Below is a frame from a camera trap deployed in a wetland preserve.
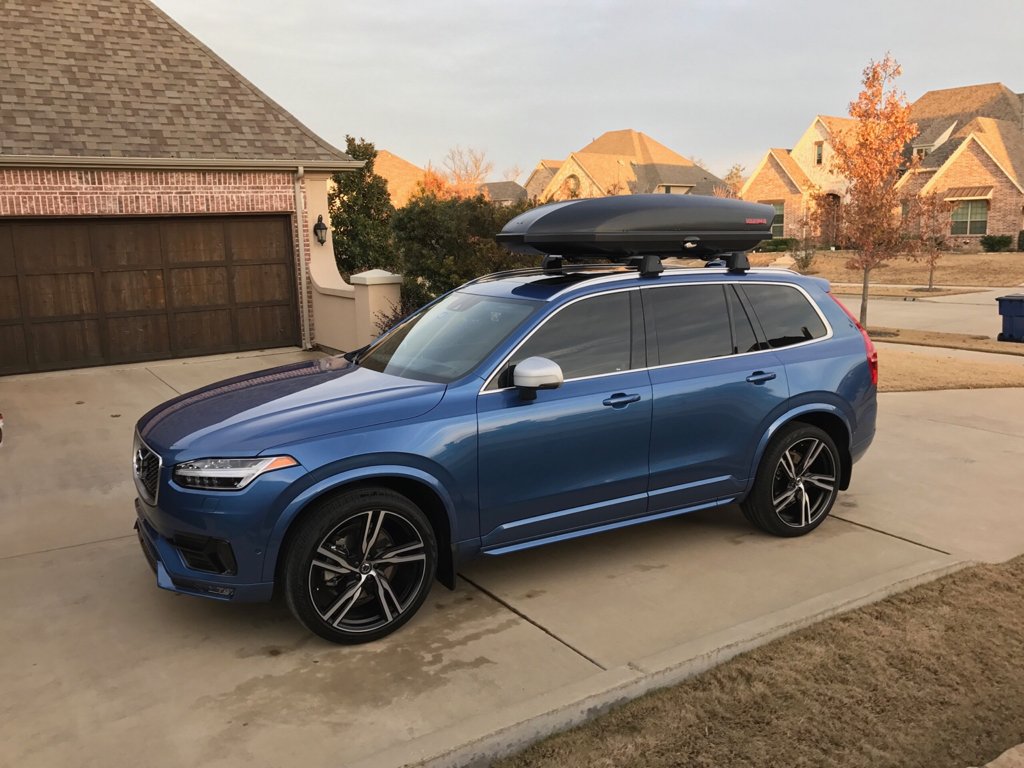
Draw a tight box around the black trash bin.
[996,294,1024,342]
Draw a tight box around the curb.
[350,557,970,768]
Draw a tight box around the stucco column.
[351,269,403,345]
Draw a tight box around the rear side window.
[497,291,632,386]
[646,284,732,365]
[742,284,827,349]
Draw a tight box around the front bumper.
[134,498,275,603]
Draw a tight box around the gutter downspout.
[293,166,312,349]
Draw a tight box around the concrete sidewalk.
[1,351,1023,768]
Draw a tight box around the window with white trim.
[760,201,785,237]
[950,200,988,235]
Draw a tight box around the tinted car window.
[358,292,538,383]
[647,284,732,365]
[742,284,827,349]
[727,285,761,354]
[499,291,632,386]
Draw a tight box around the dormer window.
[914,147,931,159]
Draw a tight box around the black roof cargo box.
[496,194,775,259]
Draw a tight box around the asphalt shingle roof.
[0,0,350,163]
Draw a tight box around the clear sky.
[152,0,1024,181]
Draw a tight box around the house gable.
[539,154,610,200]
[789,116,851,193]
[921,133,1024,196]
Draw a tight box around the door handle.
[603,393,642,408]
[745,371,777,385]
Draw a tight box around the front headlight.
[172,456,298,491]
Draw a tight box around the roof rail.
[462,262,628,287]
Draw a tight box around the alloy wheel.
[770,437,837,529]
[307,509,428,634]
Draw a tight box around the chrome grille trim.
[133,433,161,504]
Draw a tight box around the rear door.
[476,289,652,550]
[643,282,789,513]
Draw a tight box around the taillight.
[829,294,878,386]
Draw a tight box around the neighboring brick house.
[0,0,361,375]
[374,150,426,208]
[479,181,528,206]
[898,84,1024,246]
[739,116,854,241]
[530,130,726,202]
[742,83,1024,246]
[523,160,563,200]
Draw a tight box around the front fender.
[260,462,460,582]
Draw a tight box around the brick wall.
[929,141,1024,244]
[0,166,315,343]
[741,155,806,239]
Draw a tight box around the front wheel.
[742,424,840,537]
[283,487,437,644]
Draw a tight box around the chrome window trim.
[132,432,162,505]
[478,280,833,396]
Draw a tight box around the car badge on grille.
[134,447,145,478]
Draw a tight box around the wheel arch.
[267,466,459,590]
[748,404,853,493]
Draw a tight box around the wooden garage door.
[0,215,299,374]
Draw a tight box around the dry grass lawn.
[879,346,1024,392]
[499,556,1024,768]
[801,251,1024,287]
[871,327,1024,358]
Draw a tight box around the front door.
[477,290,652,550]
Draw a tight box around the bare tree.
[502,164,522,183]
[442,146,494,197]
[722,163,746,196]
[905,193,952,291]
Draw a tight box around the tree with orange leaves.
[827,54,918,325]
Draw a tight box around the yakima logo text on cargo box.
[746,218,768,225]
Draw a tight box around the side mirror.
[513,356,563,401]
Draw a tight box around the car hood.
[137,357,445,460]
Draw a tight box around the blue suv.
[133,196,877,643]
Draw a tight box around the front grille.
[133,435,161,504]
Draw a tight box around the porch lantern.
[313,215,328,246]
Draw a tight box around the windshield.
[357,292,540,383]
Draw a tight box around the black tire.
[283,486,437,644]
[741,424,841,537]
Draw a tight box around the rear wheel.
[742,424,840,537]
[283,487,437,644]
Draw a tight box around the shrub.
[757,238,798,252]
[390,193,536,311]
[980,234,1013,252]
[791,248,816,272]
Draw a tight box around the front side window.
[951,200,988,235]
[741,284,827,349]
[492,291,632,388]
[358,292,538,383]
[646,284,733,365]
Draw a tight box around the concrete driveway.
[1,350,1023,768]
